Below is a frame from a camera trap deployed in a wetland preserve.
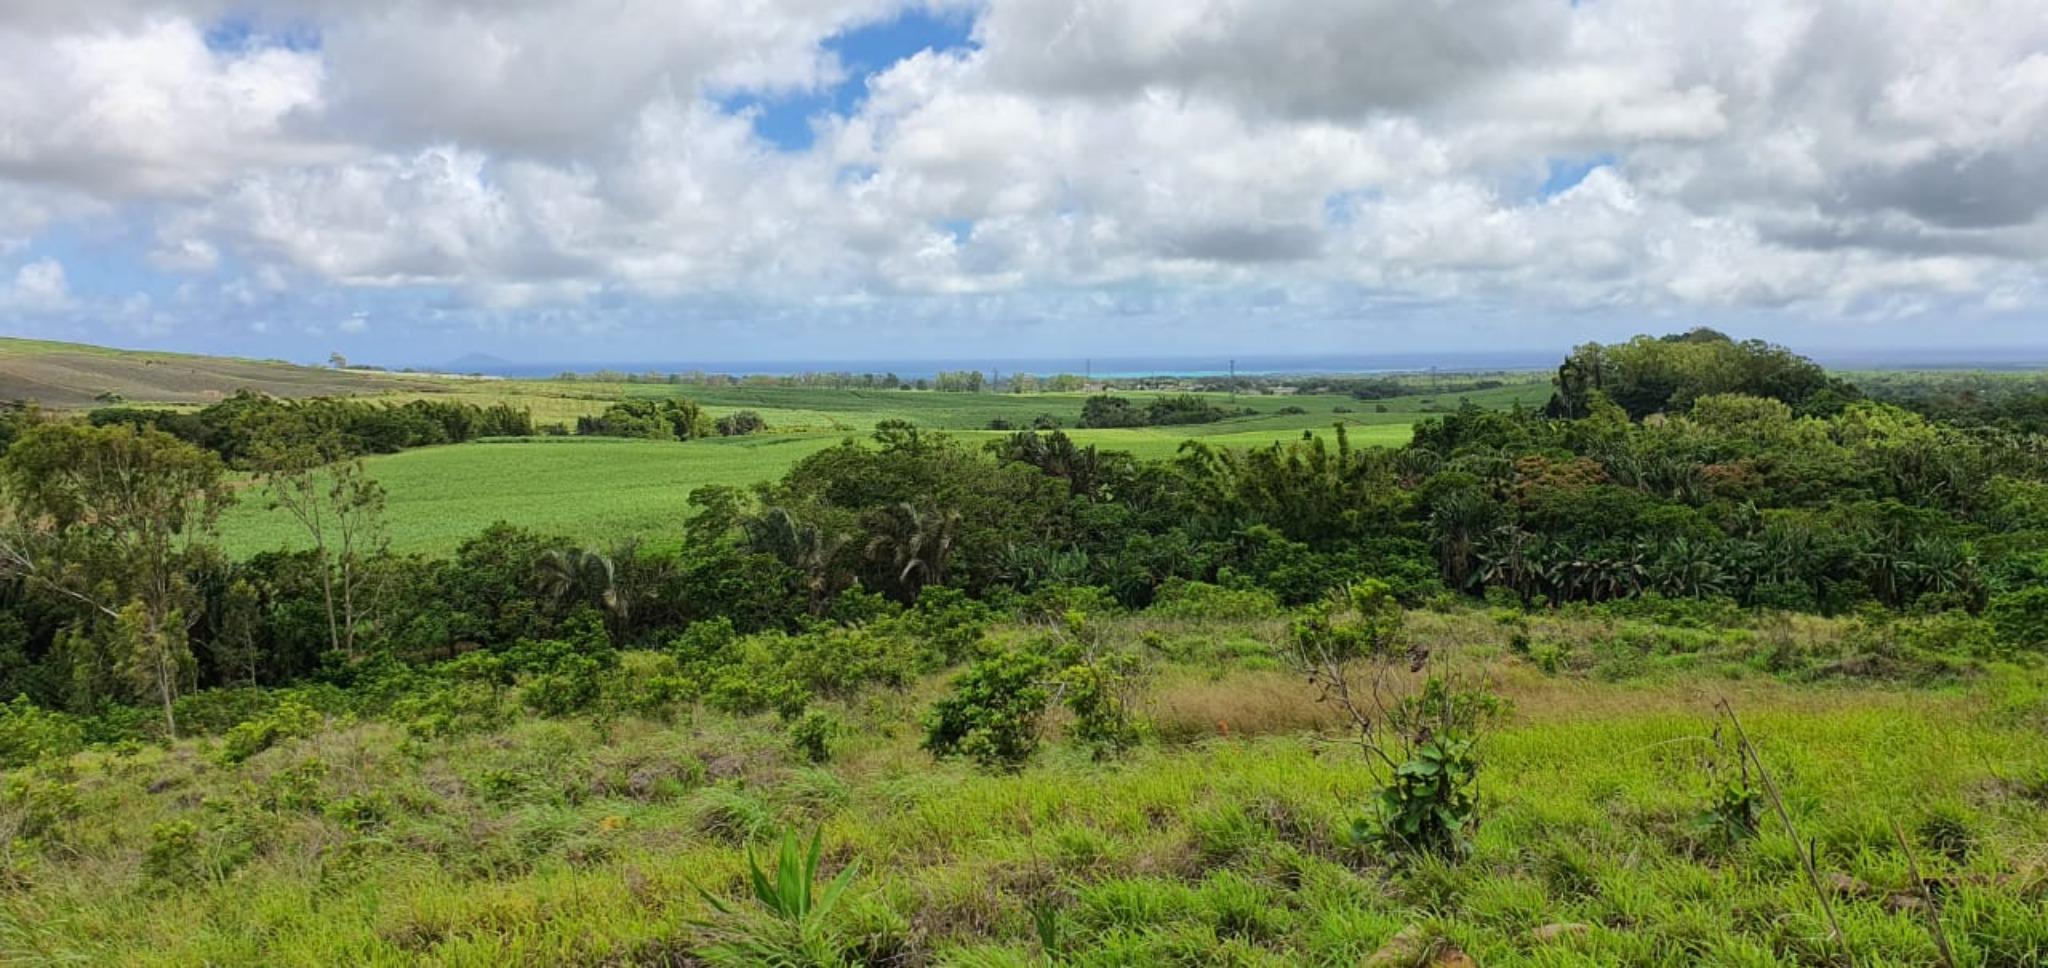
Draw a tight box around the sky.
[0,1,2045,367]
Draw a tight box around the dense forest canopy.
[1545,328,1860,420]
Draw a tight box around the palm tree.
[744,506,852,614]
[533,546,630,637]
[864,502,961,601]
[1430,489,1501,592]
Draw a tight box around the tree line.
[84,391,534,464]
[2,330,2046,743]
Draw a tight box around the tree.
[255,436,388,662]
[715,410,768,436]
[744,507,852,615]
[533,545,634,640]
[1078,395,1146,428]
[863,502,961,601]
[0,423,229,737]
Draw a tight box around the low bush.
[216,700,323,766]
[1989,586,2048,651]
[0,696,84,769]
[1146,579,1283,622]
[788,710,839,764]
[923,649,1052,771]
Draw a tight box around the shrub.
[1,768,79,840]
[923,649,1052,771]
[1145,394,1240,426]
[716,410,768,436]
[1077,395,1147,429]
[1989,587,2048,651]
[391,681,506,740]
[1363,733,1480,860]
[1146,579,1283,622]
[1059,651,1146,759]
[1290,581,1500,860]
[789,711,839,765]
[0,697,84,769]
[1054,616,1148,759]
[519,655,606,716]
[1693,743,1761,854]
[325,793,392,831]
[143,820,202,884]
[577,398,711,440]
[217,700,323,766]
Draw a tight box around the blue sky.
[1,0,2044,367]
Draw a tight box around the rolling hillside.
[0,338,446,408]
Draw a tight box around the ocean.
[440,346,2048,380]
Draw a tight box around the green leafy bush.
[0,697,84,769]
[1053,615,1148,759]
[715,410,768,437]
[217,700,323,766]
[923,649,1052,771]
[1,767,80,840]
[1146,579,1282,622]
[1989,586,2048,651]
[1362,734,1479,859]
[143,820,202,883]
[789,711,839,765]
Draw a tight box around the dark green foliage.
[1077,393,1246,428]
[88,390,533,464]
[1988,587,2048,651]
[1917,807,1976,865]
[715,410,768,436]
[576,398,711,440]
[1546,329,1853,420]
[1143,394,1244,426]
[1077,395,1146,429]
[5,329,2048,747]
[923,649,1052,770]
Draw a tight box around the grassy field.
[5,609,2043,965]
[220,381,1541,555]
[411,379,1548,433]
[0,337,445,409]
[220,436,846,556]
[0,337,1549,555]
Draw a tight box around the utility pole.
[1229,359,1236,402]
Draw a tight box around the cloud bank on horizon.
[0,0,2044,363]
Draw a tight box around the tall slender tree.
[256,434,388,662]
